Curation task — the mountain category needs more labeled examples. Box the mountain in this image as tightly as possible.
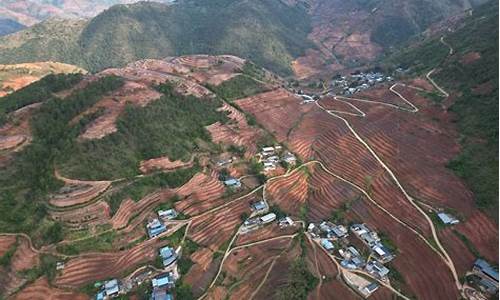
[0,17,25,36]
[0,0,313,75]
[386,0,498,217]
[0,0,490,77]
[0,0,175,26]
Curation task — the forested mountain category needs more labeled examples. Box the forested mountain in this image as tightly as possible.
[0,0,488,76]
[0,0,313,75]
[386,0,499,217]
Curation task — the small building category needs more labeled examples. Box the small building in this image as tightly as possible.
[332,225,348,238]
[261,147,275,155]
[372,243,394,263]
[263,162,276,170]
[95,279,120,299]
[251,200,267,212]
[321,239,335,251]
[267,155,279,162]
[366,261,390,279]
[243,217,261,231]
[147,218,167,238]
[278,217,294,227]
[224,178,241,188]
[151,288,173,300]
[158,209,178,220]
[260,213,277,224]
[56,262,65,270]
[152,273,175,289]
[216,158,233,167]
[472,259,499,294]
[437,212,459,225]
[282,152,297,165]
[159,246,177,267]
[362,282,379,295]
[308,223,320,238]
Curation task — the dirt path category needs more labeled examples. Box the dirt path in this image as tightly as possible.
[311,235,410,299]
[315,71,462,295]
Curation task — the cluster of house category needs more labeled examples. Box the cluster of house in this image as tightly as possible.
[242,212,277,232]
[151,272,176,300]
[309,221,395,297]
[330,71,393,96]
[257,145,297,171]
[470,259,499,295]
[242,200,295,233]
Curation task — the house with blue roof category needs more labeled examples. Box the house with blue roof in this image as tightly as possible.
[473,259,499,294]
[152,273,175,289]
[159,246,177,267]
[223,177,241,188]
[147,218,167,238]
[437,212,459,225]
[320,239,334,252]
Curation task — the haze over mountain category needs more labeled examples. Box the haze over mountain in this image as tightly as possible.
[0,17,25,36]
[0,0,175,26]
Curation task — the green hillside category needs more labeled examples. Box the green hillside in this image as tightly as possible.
[0,0,313,75]
[386,1,499,218]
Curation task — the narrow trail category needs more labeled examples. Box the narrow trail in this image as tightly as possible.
[197,234,297,300]
[248,238,295,300]
[314,53,463,294]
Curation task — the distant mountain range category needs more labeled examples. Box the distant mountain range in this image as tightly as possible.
[0,0,492,75]
[0,0,176,26]
[0,17,25,36]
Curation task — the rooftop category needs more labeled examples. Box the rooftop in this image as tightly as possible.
[437,212,459,225]
[474,259,499,281]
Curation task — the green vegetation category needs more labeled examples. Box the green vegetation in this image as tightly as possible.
[277,258,318,300]
[0,0,313,75]
[453,229,482,258]
[175,282,194,300]
[270,204,287,219]
[0,73,82,125]
[59,83,227,180]
[20,254,59,283]
[0,76,123,243]
[209,75,268,101]
[329,194,362,224]
[106,166,200,214]
[418,90,445,104]
[56,231,116,255]
[0,238,18,268]
[378,232,398,253]
[386,1,499,218]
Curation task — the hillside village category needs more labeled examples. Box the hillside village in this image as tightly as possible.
[0,1,498,298]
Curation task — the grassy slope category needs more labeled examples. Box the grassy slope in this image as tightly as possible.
[385,1,498,218]
[0,0,313,75]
